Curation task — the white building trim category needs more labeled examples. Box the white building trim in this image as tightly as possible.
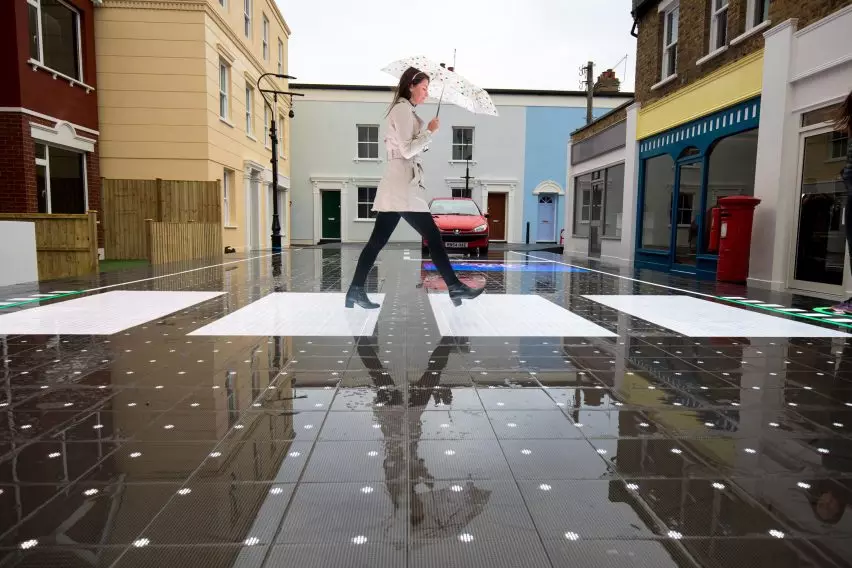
[310,176,350,243]
[30,121,95,153]
[532,180,564,195]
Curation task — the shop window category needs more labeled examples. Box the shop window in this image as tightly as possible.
[573,173,592,237]
[28,0,83,81]
[639,153,675,250]
[35,143,87,214]
[603,163,625,238]
[357,186,378,219]
[702,129,758,253]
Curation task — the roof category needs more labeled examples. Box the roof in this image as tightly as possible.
[570,98,634,136]
[631,0,657,18]
[290,83,634,99]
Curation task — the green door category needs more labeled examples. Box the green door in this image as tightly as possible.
[321,190,341,240]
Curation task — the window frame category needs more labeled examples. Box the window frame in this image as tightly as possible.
[277,39,284,74]
[709,0,729,52]
[746,0,769,29]
[244,82,254,136]
[263,104,270,148]
[356,125,380,160]
[219,59,230,120]
[34,142,88,214]
[356,186,378,220]
[675,192,694,227]
[829,130,849,161]
[28,0,84,83]
[262,14,269,61]
[661,2,679,80]
[279,113,285,157]
[451,127,475,161]
[243,0,252,38]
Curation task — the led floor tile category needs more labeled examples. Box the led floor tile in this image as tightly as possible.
[190,292,385,337]
[584,295,851,338]
[0,291,223,335]
[428,294,616,337]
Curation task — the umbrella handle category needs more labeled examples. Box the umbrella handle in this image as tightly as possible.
[436,82,446,118]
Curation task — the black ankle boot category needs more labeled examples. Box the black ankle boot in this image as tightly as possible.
[447,282,485,307]
[345,286,380,309]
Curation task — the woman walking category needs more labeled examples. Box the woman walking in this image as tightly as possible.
[345,67,485,309]
[831,90,852,314]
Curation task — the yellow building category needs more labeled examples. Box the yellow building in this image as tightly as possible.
[96,0,292,252]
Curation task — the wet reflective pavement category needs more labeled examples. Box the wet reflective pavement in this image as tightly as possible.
[1,245,851,567]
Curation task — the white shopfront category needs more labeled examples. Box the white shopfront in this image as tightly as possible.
[750,6,852,297]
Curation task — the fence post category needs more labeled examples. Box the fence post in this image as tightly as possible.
[155,178,164,222]
[145,219,154,263]
[86,210,99,272]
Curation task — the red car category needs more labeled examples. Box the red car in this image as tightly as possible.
[423,197,490,256]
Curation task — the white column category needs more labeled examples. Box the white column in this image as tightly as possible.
[564,142,575,257]
[620,103,641,263]
[748,19,798,289]
[311,182,321,245]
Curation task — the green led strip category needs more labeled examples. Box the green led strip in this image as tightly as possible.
[0,290,84,310]
[718,298,852,329]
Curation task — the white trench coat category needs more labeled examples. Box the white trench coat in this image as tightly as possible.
[372,98,434,213]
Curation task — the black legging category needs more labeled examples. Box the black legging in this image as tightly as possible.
[350,212,460,288]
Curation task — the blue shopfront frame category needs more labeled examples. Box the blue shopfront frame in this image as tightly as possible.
[634,97,761,279]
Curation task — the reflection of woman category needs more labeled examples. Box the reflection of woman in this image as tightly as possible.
[831,90,852,313]
[344,67,484,310]
[808,480,849,524]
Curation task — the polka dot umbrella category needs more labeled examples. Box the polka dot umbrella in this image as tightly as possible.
[382,55,499,117]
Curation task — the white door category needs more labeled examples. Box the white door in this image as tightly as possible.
[788,126,850,297]
[537,195,557,242]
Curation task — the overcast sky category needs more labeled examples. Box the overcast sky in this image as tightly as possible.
[275,0,637,93]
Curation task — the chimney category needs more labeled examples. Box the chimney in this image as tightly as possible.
[594,69,621,93]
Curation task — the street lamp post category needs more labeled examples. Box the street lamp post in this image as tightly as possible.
[462,152,473,197]
[257,73,303,252]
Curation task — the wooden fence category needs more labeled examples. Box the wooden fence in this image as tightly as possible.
[146,221,222,265]
[0,211,98,280]
[102,178,221,260]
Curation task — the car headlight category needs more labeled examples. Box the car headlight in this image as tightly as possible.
[473,224,487,233]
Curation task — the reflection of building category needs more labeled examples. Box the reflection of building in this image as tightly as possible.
[0,0,101,234]
[95,0,293,253]
[288,84,630,245]
[602,1,851,290]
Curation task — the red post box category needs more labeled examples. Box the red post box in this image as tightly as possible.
[716,195,761,283]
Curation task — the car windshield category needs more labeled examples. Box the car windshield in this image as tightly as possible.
[430,200,481,216]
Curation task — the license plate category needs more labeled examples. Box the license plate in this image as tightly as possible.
[445,242,468,248]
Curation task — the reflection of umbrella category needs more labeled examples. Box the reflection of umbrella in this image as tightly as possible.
[410,480,491,544]
[382,55,498,117]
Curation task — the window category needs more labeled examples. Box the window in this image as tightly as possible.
[28,0,83,81]
[709,0,728,51]
[802,103,842,127]
[662,3,679,79]
[451,187,472,198]
[243,0,252,38]
[674,192,694,226]
[263,105,270,147]
[452,127,474,161]
[830,131,849,160]
[35,143,87,214]
[357,125,379,159]
[262,14,269,60]
[277,39,283,74]
[223,168,234,225]
[747,0,769,29]
[219,59,230,119]
[357,187,378,219]
[245,83,254,135]
[218,0,226,6]
[279,113,285,157]
[572,164,625,239]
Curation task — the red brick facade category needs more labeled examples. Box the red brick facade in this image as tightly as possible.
[0,0,102,245]
[634,0,852,106]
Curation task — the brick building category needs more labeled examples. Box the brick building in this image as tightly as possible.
[621,0,852,287]
[0,0,100,237]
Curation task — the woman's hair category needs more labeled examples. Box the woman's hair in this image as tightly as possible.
[834,90,852,135]
[387,66,429,115]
